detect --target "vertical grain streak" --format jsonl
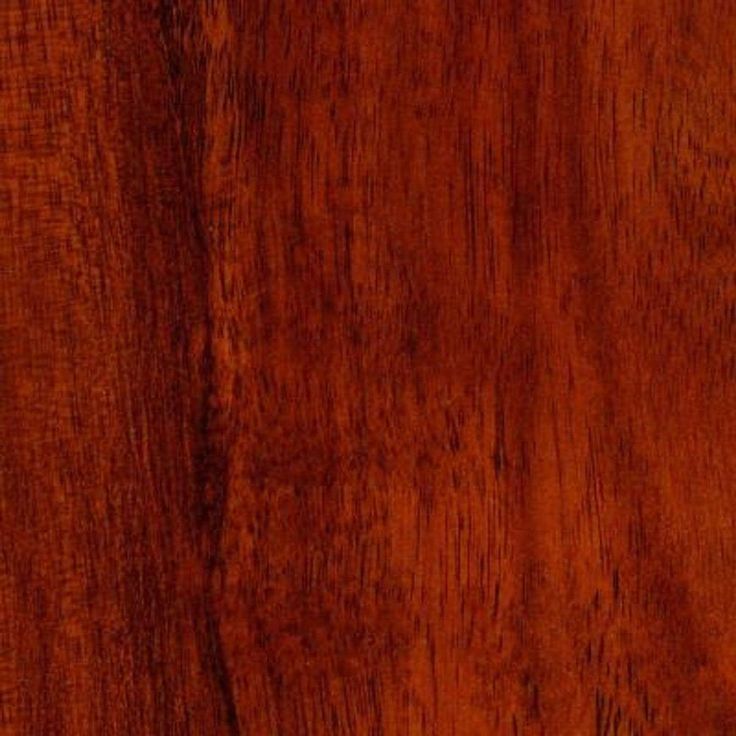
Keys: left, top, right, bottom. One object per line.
{"left": 156, "top": 4, "right": 241, "bottom": 731}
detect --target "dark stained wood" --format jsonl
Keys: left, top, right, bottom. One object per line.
{"left": 1, "top": 1, "right": 735, "bottom": 733}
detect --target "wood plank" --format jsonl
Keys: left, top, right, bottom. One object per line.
{"left": 1, "top": 1, "right": 735, "bottom": 733}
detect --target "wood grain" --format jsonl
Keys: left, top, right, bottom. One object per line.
{"left": 1, "top": 1, "right": 735, "bottom": 733}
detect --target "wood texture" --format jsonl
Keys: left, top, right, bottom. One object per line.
{"left": 1, "top": 1, "right": 735, "bottom": 733}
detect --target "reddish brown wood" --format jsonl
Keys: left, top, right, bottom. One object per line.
{"left": 1, "top": 1, "right": 735, "bottom": 733}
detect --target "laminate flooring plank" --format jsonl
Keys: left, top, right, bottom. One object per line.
{"left": 1, "top": 1, "right": 735, "bottom": 734}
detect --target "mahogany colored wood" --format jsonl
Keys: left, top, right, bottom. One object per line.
{"left": 1, "top": 1, "right": 735, "bottom": 733}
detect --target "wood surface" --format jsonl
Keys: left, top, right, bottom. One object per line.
{"left": 1, "top": 1, "right": 735, "bottom": 734}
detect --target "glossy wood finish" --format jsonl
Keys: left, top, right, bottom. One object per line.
{"left": 1, "top": 1, "right": 735, "bottom": 733}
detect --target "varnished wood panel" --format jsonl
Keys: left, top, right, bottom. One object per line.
{"left": 1, "top": 1, "right": 735, "bottom": 733}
